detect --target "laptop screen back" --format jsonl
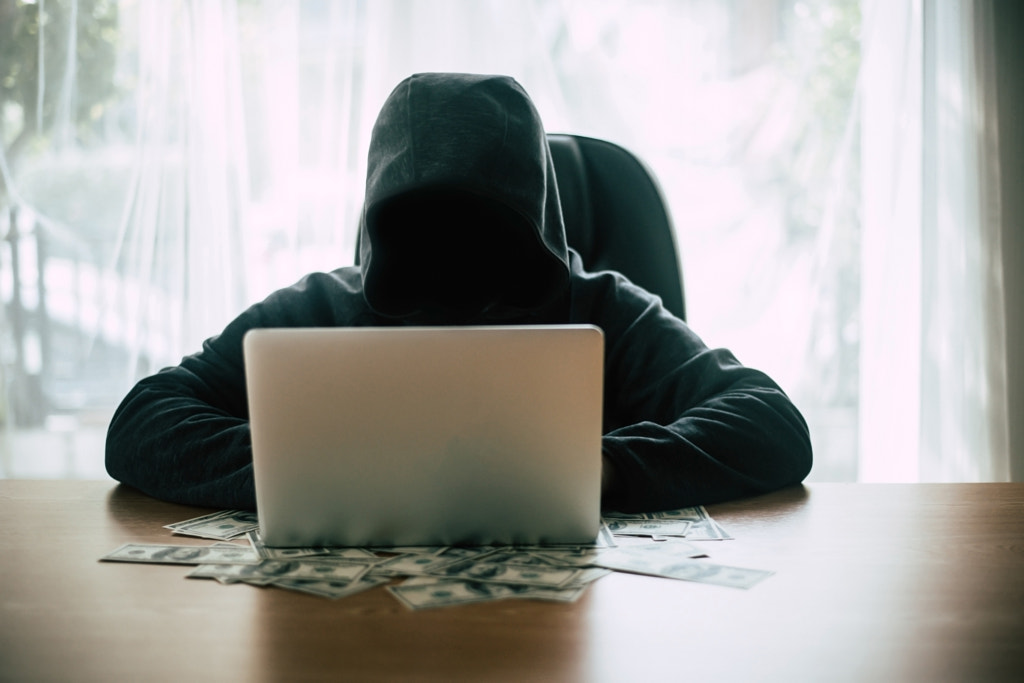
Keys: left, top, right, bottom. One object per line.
{"left": 244, "top": 325, "right": 604, "bottom": 547}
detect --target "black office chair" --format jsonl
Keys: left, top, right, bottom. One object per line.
{"left": 356, "top": 134, "right": 686, "bottom": 321}
{"left": 547, "top": 134, "right": 685, "bottom": 320}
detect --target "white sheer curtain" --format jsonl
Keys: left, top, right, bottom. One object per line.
{"left": 858, "top": 0, "right": 1008, "bottom": 481}
{"left": 111, "top": 0, "right": 250, "bottom": 372}
{"left": 920, "top": 0, "right": 1008, "bottom": 481}
{"left": 0, "top": 0, "right": 1012, "bottom": 483}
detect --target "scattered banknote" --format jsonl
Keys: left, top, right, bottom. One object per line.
{"left": 604, "top": 506, "right": 733, "bottom": 540}
{"left": 525, "top": 547, "right": 607, "bottom": 567}
{"left": 164, "top": 510, "right": 260, "bottom": 540}
{"left": 101, "top": 542, "right": 260, "bottom": 565}
{"left": 432, "top": 546, "right": 500, "bottom": 561}
{"left": 562, "top": 567, "right": 613, "bottom": 588}
{"left": 189, "top": 560, "right": 383, "bottom": 599}
{"left": 373, "top": 552, "right": 475, "bottom": 577}
{"left": 430, "top": 558, "right": 585, "bottom": 588}
{"left": 503, "top": 583, "right": 591, "bottom": 603}
{"left": 389, "top": 577, "right": 592, "bottom": 609}
{"left": 273, "top": 575, "right": 391, "bottom": 600}
{"left": 102, "top": 505, "right": 766, "bottom": 608}
{"left": 188, "top": 558, "right": 370, "bottom": 585}
{"left": 604, "top": 519, "right": 693, "bottom": 538}
{"left": 482, "top": 549, "right": 565, "bottom": 566}
{"left": 246, "top": 529, "right": 382, "bottom": 562}
{"left": 319, "top": 547, "right": 380, "bottom": 561}
{"left": 245, "top": 530, "right": 333, "bottom": 560}
{"left": 387, "top": 580, "right": 515, "bottom": 610}
{"left": 592, "top": 543, "right": 772, "bottom": 589}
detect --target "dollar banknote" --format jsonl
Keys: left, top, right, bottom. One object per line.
{"left": 481, "top": 549, "right": 564, "bottom": 566}
{"left": 246, "top": 529, "right": 383, "bottom": 562}
{"left": 272, "top": 575, "right": 391, "bottom": 600}
{"left": 524, "top": 547, "right": 606, "bottom": 567}
{"left": 372, "top": 551, "right": 477, "bottom": 577}
{"left": 503, "top": 583, "right": 590, "bottom": 603}
{"left": 603, "top": 506, "right": 732, "bottom": 540}
{"left": 100, "top": 542, "right": 260, "bottom": 565}
{"left": 430, "top": 558, "right": 585, "bottom": 588}
{"left": 188, "top": 558, "right": 370, "bottom": 585}
{"left": 604, "top": 519, "right": 693, "bottom": 538}
{"left": 164, "top": 510, "right": 260, "bottom": 540}
{"left": 319, "top": 547, "right": 381, "bottom": 561}
{"left": 592, "top": 544, "right": 772, "bottom": 589}
{"left": 102, "top": 505, "right": 766, "bottom": 609}
{"left": 388, "top": 576, "right": 592, "bottom": 609}
{"left": 245, "top": 530, "right": 333, "bottom": 560}
{"left": 387, "top": 580, "right": 515, "bottom": 609}
{"left": 562, "top": 567, "right": 613, "bottom": 588}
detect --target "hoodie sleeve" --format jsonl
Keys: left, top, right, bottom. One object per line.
{"left": 104, "top": 270, "right": 368, "bottom": 510}
{"left": 573, "top": 264, "right": 813, "bottom": 513}
{"left": 105, "top": 307, "right": 260, "bottom": 510}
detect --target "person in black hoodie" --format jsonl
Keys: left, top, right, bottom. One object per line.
{"left": 105, "top": 72, "right": 813, "bottom": 513}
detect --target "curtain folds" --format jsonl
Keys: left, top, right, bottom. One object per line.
{"left": 920, "top": 0, "right": 1008, "bottom": 481}
{"left": 0, "top": 0, "right": 1013, "bottom": 483}
{"left": 858, "top": 0, "right": 1008, "bottom": 481}
{"left": 110, "top": 0, "right": 251, "bottom": 374}
{"left": 857, "top": 0, "right": 925, "bottom": 481}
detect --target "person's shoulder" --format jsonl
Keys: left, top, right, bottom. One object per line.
{"left": 260, "top": 265, "right": 361, "bottom": 301}
{"left": 251, "top": 265, "right": 369, "bottom": 326}
{"left": 290, "top": 265, "right": 362, "bottom": 293}
{"left": 568, "top": 251, "right": 668, "bottom": 317}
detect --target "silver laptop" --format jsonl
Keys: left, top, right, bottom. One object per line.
{"left": 243, "top": 325, "right": 604, "bottom": 548}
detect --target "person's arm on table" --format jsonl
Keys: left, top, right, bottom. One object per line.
{"left": 106, "top": 314, "right": 258, "bottom": 510}
{"left": 579, "top": 264, "right": 813, "bottom": 512}
{"left": 105, "top": 271, "right": 365, "bottom": 510}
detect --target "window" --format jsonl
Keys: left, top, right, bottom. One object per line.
{"left": 0, "top": 0, "right": 1009, "bottom": 483}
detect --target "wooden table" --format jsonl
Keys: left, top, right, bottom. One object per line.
{"left": 1, "top": 481, "right": 1022, "bottom": 682}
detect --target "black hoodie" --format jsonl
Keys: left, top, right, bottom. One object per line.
{"left": 106, "top": 73, "right": 812, "bottom": 513}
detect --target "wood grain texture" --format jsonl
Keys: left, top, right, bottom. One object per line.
{"left": 2, "top": 481, "right": 1022, "bottom": 682}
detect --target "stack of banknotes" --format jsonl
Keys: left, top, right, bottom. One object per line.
{"left": 100, "top": 506, "right": 772, "bottom": 610}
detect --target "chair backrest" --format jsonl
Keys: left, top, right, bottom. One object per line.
{"left": 547, "top": 133, "right": 685, "bottom": 320}
{"left": 354, "top": 134, "right": 686, "bottom": 321}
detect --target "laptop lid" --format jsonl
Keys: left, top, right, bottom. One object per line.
{"left": 244, "top": 325, "right": 604, "bottom": 547}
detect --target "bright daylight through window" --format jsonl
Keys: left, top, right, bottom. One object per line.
{"left": 0, "top": 0, "right": 1009, "bottom": 484}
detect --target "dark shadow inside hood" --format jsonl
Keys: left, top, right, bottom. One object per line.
{"left": 359, "top": 73, "right": 570, "bottom": 324}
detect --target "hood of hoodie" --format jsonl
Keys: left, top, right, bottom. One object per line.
{"left": 359, "top": 73, "right": 570, "bottom": 324}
